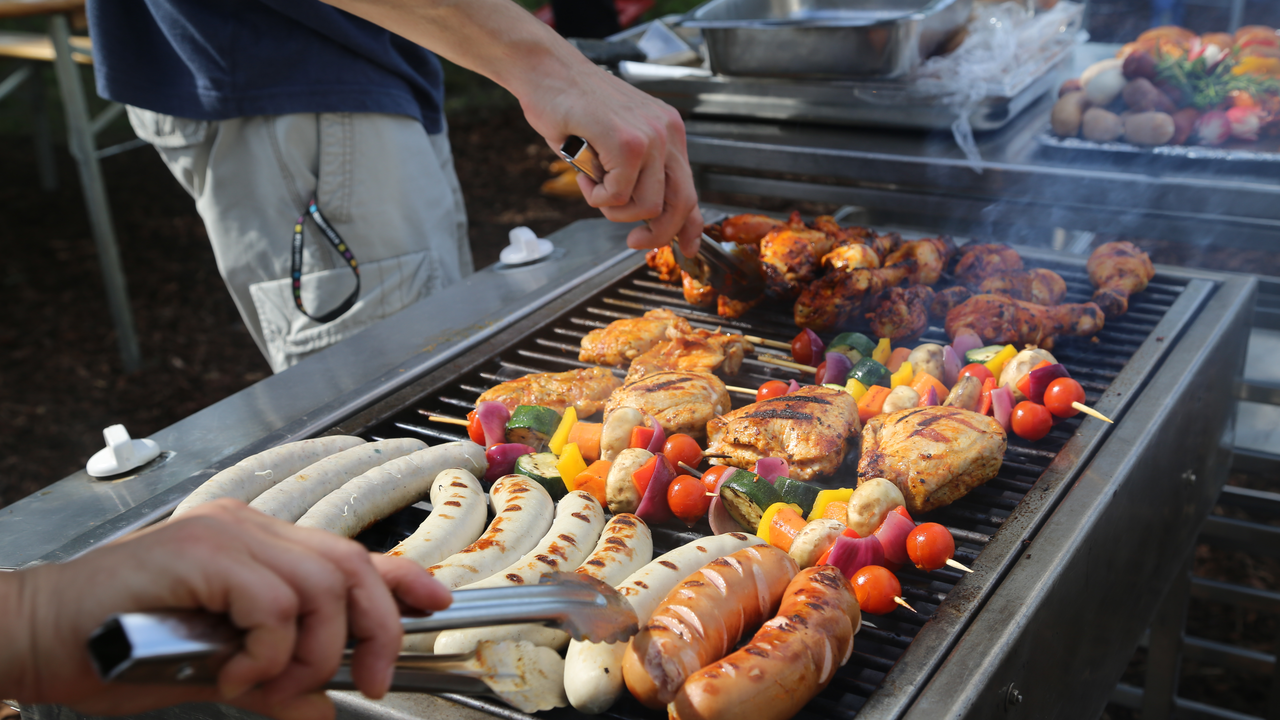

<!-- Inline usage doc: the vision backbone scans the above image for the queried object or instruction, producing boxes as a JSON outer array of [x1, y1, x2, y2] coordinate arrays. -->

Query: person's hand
[[2, 499, 449, 720]]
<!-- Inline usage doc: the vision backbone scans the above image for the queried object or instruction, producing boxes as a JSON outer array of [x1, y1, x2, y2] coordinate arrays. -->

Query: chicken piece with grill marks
[[605, 371, 730, 440], [645, 246, 681, 283], [821, 240, 881, 273], [706, 385, 861, 482], [580, 309, 692, 366], [759, 225, 839, 297], [1088, 241, 1155, 316], [883, 236, 955, 286], [717, 294, 760, 319], [954, 244, 1024, 287], [793, 262, 916, 331], [945, 294, 1104, 349], [867, 285, 935, 342], [858, 406, 1006, 514], [720, 213, 786, 245], [977, 268, 1067, 306], [625, 328, 754, 384], [929, 286, 972, 321], [478, 367, 623, 417]]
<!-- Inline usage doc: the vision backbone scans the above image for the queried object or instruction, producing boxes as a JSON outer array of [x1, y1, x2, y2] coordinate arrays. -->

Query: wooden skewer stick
[[894, 596, 918, 614], [757, 355, 818, 373], [427, 415, 470, 427], [677, 462, 703, 478], [945, 559, 973, 573], [726, 385, 759, 396], [702, 453, 731, 459], [1072, 402, 1114, 424], [743, 334, 792, 351]]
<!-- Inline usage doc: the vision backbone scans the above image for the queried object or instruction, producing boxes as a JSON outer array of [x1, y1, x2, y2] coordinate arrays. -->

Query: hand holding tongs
[[559, 136, 765, 301]]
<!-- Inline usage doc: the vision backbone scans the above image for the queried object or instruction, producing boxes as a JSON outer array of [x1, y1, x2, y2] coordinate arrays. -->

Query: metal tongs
[[559, 136, 766, 301], [87, 573, 636, 708]]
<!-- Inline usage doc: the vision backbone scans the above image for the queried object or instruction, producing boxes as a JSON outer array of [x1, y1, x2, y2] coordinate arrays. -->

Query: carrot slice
[[858, 385, 892, 423], [769, 505, 808, 553], [567, 422, 602, 463], [886, 347, 913, 373], [822, 500, 849, 522], [572, 460, 611, 506], [910, 371, 950, 405]]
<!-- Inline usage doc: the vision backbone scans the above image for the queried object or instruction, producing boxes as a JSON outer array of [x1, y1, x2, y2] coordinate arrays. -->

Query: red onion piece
[[643, 413, 666, 455], [950, 332, 983, 357], [1196, 110, 1231, 146], [873, 510, 915, 566], [475, 401, 511, 448], [484, 443, 535, 482], [793, 328, 825, 366], [787, 379, 801, 395], [753, 457, 789, 483], [942, 345, 962, 388], [823, 351, 855, 385], [1025, 364, 1071, 405], [706, 468, 743, 534], [825, 534, 886, 578], [991, 384, 1015, 431], [917, 385, 939, 407], [635, 454, 677, 525]]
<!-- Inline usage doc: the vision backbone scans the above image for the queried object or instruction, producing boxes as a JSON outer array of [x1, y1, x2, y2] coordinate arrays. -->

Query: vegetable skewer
[[427, 415, 469, 427]]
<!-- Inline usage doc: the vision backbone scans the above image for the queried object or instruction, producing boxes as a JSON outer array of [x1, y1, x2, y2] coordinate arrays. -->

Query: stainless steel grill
[[320, 247, 1209, 720]]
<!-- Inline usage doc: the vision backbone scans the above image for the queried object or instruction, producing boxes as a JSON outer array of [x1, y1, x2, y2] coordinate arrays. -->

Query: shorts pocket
[[125, 106, 209, 149]]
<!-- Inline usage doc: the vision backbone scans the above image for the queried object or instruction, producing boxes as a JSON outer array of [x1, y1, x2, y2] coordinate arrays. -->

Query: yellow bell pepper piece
[[556, 442, 587, 485], [846, 377, 869, 401], [872, 337, 892, 365], [890, 361, 914, 388], [757, 502, 787, 542], [1234, 56, 1280, 78], [984, 344, 1018, 378], [808, 487, 854, 522], [548, 406, 577, 456]]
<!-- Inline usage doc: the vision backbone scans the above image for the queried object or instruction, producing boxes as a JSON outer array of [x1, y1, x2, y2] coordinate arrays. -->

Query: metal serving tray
[[684, 0, 973, 79], [1037, 128, 1280, 168]]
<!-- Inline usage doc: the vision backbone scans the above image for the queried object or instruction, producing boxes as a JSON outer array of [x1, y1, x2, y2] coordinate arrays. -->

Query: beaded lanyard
[[291, 197, 360, 323]]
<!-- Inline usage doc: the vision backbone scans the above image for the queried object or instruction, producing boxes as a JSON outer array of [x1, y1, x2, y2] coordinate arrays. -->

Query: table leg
[[48, 13, 141, 373]]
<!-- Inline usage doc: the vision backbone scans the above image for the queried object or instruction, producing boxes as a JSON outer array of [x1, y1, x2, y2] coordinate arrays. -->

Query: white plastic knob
[[500, 226, 553, 265], [87, 424, 161, 477]]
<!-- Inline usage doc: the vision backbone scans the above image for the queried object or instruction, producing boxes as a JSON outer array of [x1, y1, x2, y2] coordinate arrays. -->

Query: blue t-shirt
[[87, 0, 445, 133]]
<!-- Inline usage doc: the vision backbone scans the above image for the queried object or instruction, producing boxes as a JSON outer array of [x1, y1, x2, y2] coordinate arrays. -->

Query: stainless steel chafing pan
[[683, 0, 973, 79]]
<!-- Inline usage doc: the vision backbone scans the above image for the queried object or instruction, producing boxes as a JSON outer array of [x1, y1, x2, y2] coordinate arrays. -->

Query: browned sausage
[[621, 544, 798, 709], [669, 566, 862, 720]]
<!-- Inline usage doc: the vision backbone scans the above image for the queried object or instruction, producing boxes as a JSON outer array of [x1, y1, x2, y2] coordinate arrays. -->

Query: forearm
[[0, 569, 39, 702]]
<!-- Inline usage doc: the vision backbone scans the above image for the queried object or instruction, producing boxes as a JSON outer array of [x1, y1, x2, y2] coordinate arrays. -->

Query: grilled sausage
[[171, 436, 366, 518], [249, 438, 426, 521], [296, 441, 486, 536], [385, 468, 488, 567], [622, 544, 799, 708], [425, 475, 555, 589], [564, 532, 765, 714], [669, 566, 862, 720]]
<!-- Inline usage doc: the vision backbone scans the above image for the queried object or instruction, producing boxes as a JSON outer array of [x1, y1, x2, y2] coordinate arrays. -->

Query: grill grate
[[344, 256, 1188, 720]]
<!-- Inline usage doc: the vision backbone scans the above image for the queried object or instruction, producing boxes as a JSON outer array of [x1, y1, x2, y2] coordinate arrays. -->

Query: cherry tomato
[[1011, 401, 1053, 441], [466, 410, 486, 446], [906, 523, 955, 572], [814, 361, 827, 385], [791, 331, 816, 366], [1043, 377, 1086, 418], [852, 565, 902, 616], [957, 363, 994, 384], [668, 475, 711, 525], [756, 380, 790, 403], [663, 433, 703, 470], [700, 465, 733, 494]]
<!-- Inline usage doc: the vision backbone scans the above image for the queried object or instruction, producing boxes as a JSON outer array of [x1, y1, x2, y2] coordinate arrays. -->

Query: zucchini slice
[[965, 344, 1006, 365], [830, 332, 877, 362], [506, 405, 562, 451], [775, 477, 821, 517], [849, 357, 890, 388], [514, 452, 567, 500], [719, 472, 783, 533]]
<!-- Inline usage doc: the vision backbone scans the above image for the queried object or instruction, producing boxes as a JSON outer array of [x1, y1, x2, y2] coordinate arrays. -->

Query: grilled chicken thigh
[[867, 285, 935, 341], [682, 267, 717, 308], [580, 309, 690, 366], [858, 406, 1006, 513], [929, 286, 972, 321], [977, 268, 1067, 306], [605, 371, 730, 440], [645, 246, 681, 283], [706, 386, 861, 482], [625, 329, 754, 384], [822, 241, 881, 273], [1088, 241, 1155, 316], [794, 262, 916, 331], [945, 294, 1104, 349], [954, 244, 1024, 287], [759, 226, 838, 297], [883, 237, 955, 286], [720, 214, 786, 245], [478, 367, 622, 417]]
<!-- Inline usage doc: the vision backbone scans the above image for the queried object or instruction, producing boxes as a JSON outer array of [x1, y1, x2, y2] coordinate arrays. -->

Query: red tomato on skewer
[[906, 523, 956, 572], [852, 565, 902, 616], [756, 380, 790, 403], [663, 434, 703, 469], [1043, 377, 1086, 418], [668, 475, 711, 524]]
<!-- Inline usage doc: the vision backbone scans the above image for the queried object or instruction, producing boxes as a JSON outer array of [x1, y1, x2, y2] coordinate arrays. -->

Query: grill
[[317, 244, 1215, 720]]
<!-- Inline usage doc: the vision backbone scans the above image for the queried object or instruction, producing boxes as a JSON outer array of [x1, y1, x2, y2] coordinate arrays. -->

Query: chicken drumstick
[[1087, 241, 1154, 316], [945, 294, 1104, 349]]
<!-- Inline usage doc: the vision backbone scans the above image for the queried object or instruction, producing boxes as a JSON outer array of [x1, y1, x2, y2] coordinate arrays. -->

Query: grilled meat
[[759, 226, 838, 297], [625, 329, 754, 384], [883, 237, 955, 286], [682, 268, 716, 308], [929, 286, 972, 320], [794, 262, 916, 331], [645, 246, 681, 283], [707, 385, 861, 482], [720, 213, 786, 245], [977, 268, 1067, 306], [954, 244, 1024, 287], [718, 294, 760, 319], [1088, 241, 1155, 316], [580, 309, 690, 366], [821, 241, 881, 273], [858, 406, 1006, 514], [478, 367, 622, 417], [867, 286, 935, 342], [606, 371, 731, 440], [945, 294, 1104, 349]]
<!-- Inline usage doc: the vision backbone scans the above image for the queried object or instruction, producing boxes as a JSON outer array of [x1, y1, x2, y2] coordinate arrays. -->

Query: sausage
[[424, 475, 555, 589], [433, 512, 651, 654], [385, 468, 487, 567], [563, 532, 765, 715], [621, 544, 799, 708], [171, 436, 365, 518], [846, 477, 906, 538], [295, 441, 487, 536], [249, 438, 426, 521], [669, 566, 861, 720]]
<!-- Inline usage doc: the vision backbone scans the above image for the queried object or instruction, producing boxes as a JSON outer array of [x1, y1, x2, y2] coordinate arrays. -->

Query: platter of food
[[1040, 23, 1280, 166], [164, 211, 1187, 720]]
